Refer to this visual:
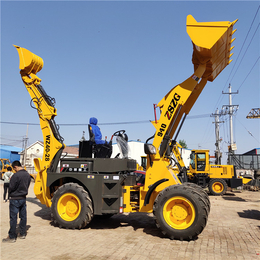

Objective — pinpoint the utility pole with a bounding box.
[22,124,29,166]
[211,108,224,165]
[221,84,239,163]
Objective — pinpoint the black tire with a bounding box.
[208,178,227,196]
[182,182,211,213]
[153,185,208,241]
[51,183,93,229]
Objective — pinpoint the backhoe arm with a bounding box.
[14,45,65,207]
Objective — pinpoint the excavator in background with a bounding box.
[14,15,237,240]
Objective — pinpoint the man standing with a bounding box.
[3,166,14,202]
[2,161,31,243]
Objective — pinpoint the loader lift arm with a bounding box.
[14,45,65,207]
[143,15,237,193]
[154,15,237,156]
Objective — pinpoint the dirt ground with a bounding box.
[1,181,260,260]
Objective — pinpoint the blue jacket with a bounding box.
[89,117,105,144]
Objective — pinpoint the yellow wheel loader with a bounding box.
[188,149,243,195]
[14,15,237,240]
[1,159,12,179]
[171,145,244,196]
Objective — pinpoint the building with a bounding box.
[20,141,79,174]
[111,140,191,167]
[243,148,260,155]
[20,141,44,168]
[0,145,22,162]
[111,140,146,166]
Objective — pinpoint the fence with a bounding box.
[230,154,260,170]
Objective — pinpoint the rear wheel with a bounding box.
[208,178,227,196]
[51,183,93,229]
[153,185,208,240]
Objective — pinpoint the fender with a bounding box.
[144,178,169,206]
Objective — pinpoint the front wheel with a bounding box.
[208,178,227,196]
[153,185,208,240]
[182,182,210,214]
[51,183,93,229]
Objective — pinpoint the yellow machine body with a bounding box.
[15,15,237,239]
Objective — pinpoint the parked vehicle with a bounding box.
[14,15,237,240]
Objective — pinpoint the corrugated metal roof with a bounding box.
[0,145,22,152]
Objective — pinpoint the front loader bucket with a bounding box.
[14,45,43,75]
[186,15,237,81]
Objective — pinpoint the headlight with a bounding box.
[144,143,156,155]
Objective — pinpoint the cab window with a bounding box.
[197,153,206,171]
[190,152,195,169]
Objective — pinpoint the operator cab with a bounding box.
[190,151,207,172]
[79,129,129,159]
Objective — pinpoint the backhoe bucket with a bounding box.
[14,45,43,75]
[186,15,237,81]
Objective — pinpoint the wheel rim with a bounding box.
[212,182,224,193]
[163,196,195,230]
[57,193,81,221]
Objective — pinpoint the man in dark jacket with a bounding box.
[2,161,31,243]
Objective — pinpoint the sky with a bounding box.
[1,0,259,164]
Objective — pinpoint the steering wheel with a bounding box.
[110,130,126,142]
[113,130,125,136]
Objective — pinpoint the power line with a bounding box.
[0,120,150,126]
[0,122,39,126]
[225,5,260,88]
[214,6,260,111]
[0,136,24,141]
[0,114,212,127]
[237,55,260,91]
[230,22,260,84]
[235,117,260,144]
[186,114,210,119]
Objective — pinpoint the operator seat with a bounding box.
[88,124,112,158]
